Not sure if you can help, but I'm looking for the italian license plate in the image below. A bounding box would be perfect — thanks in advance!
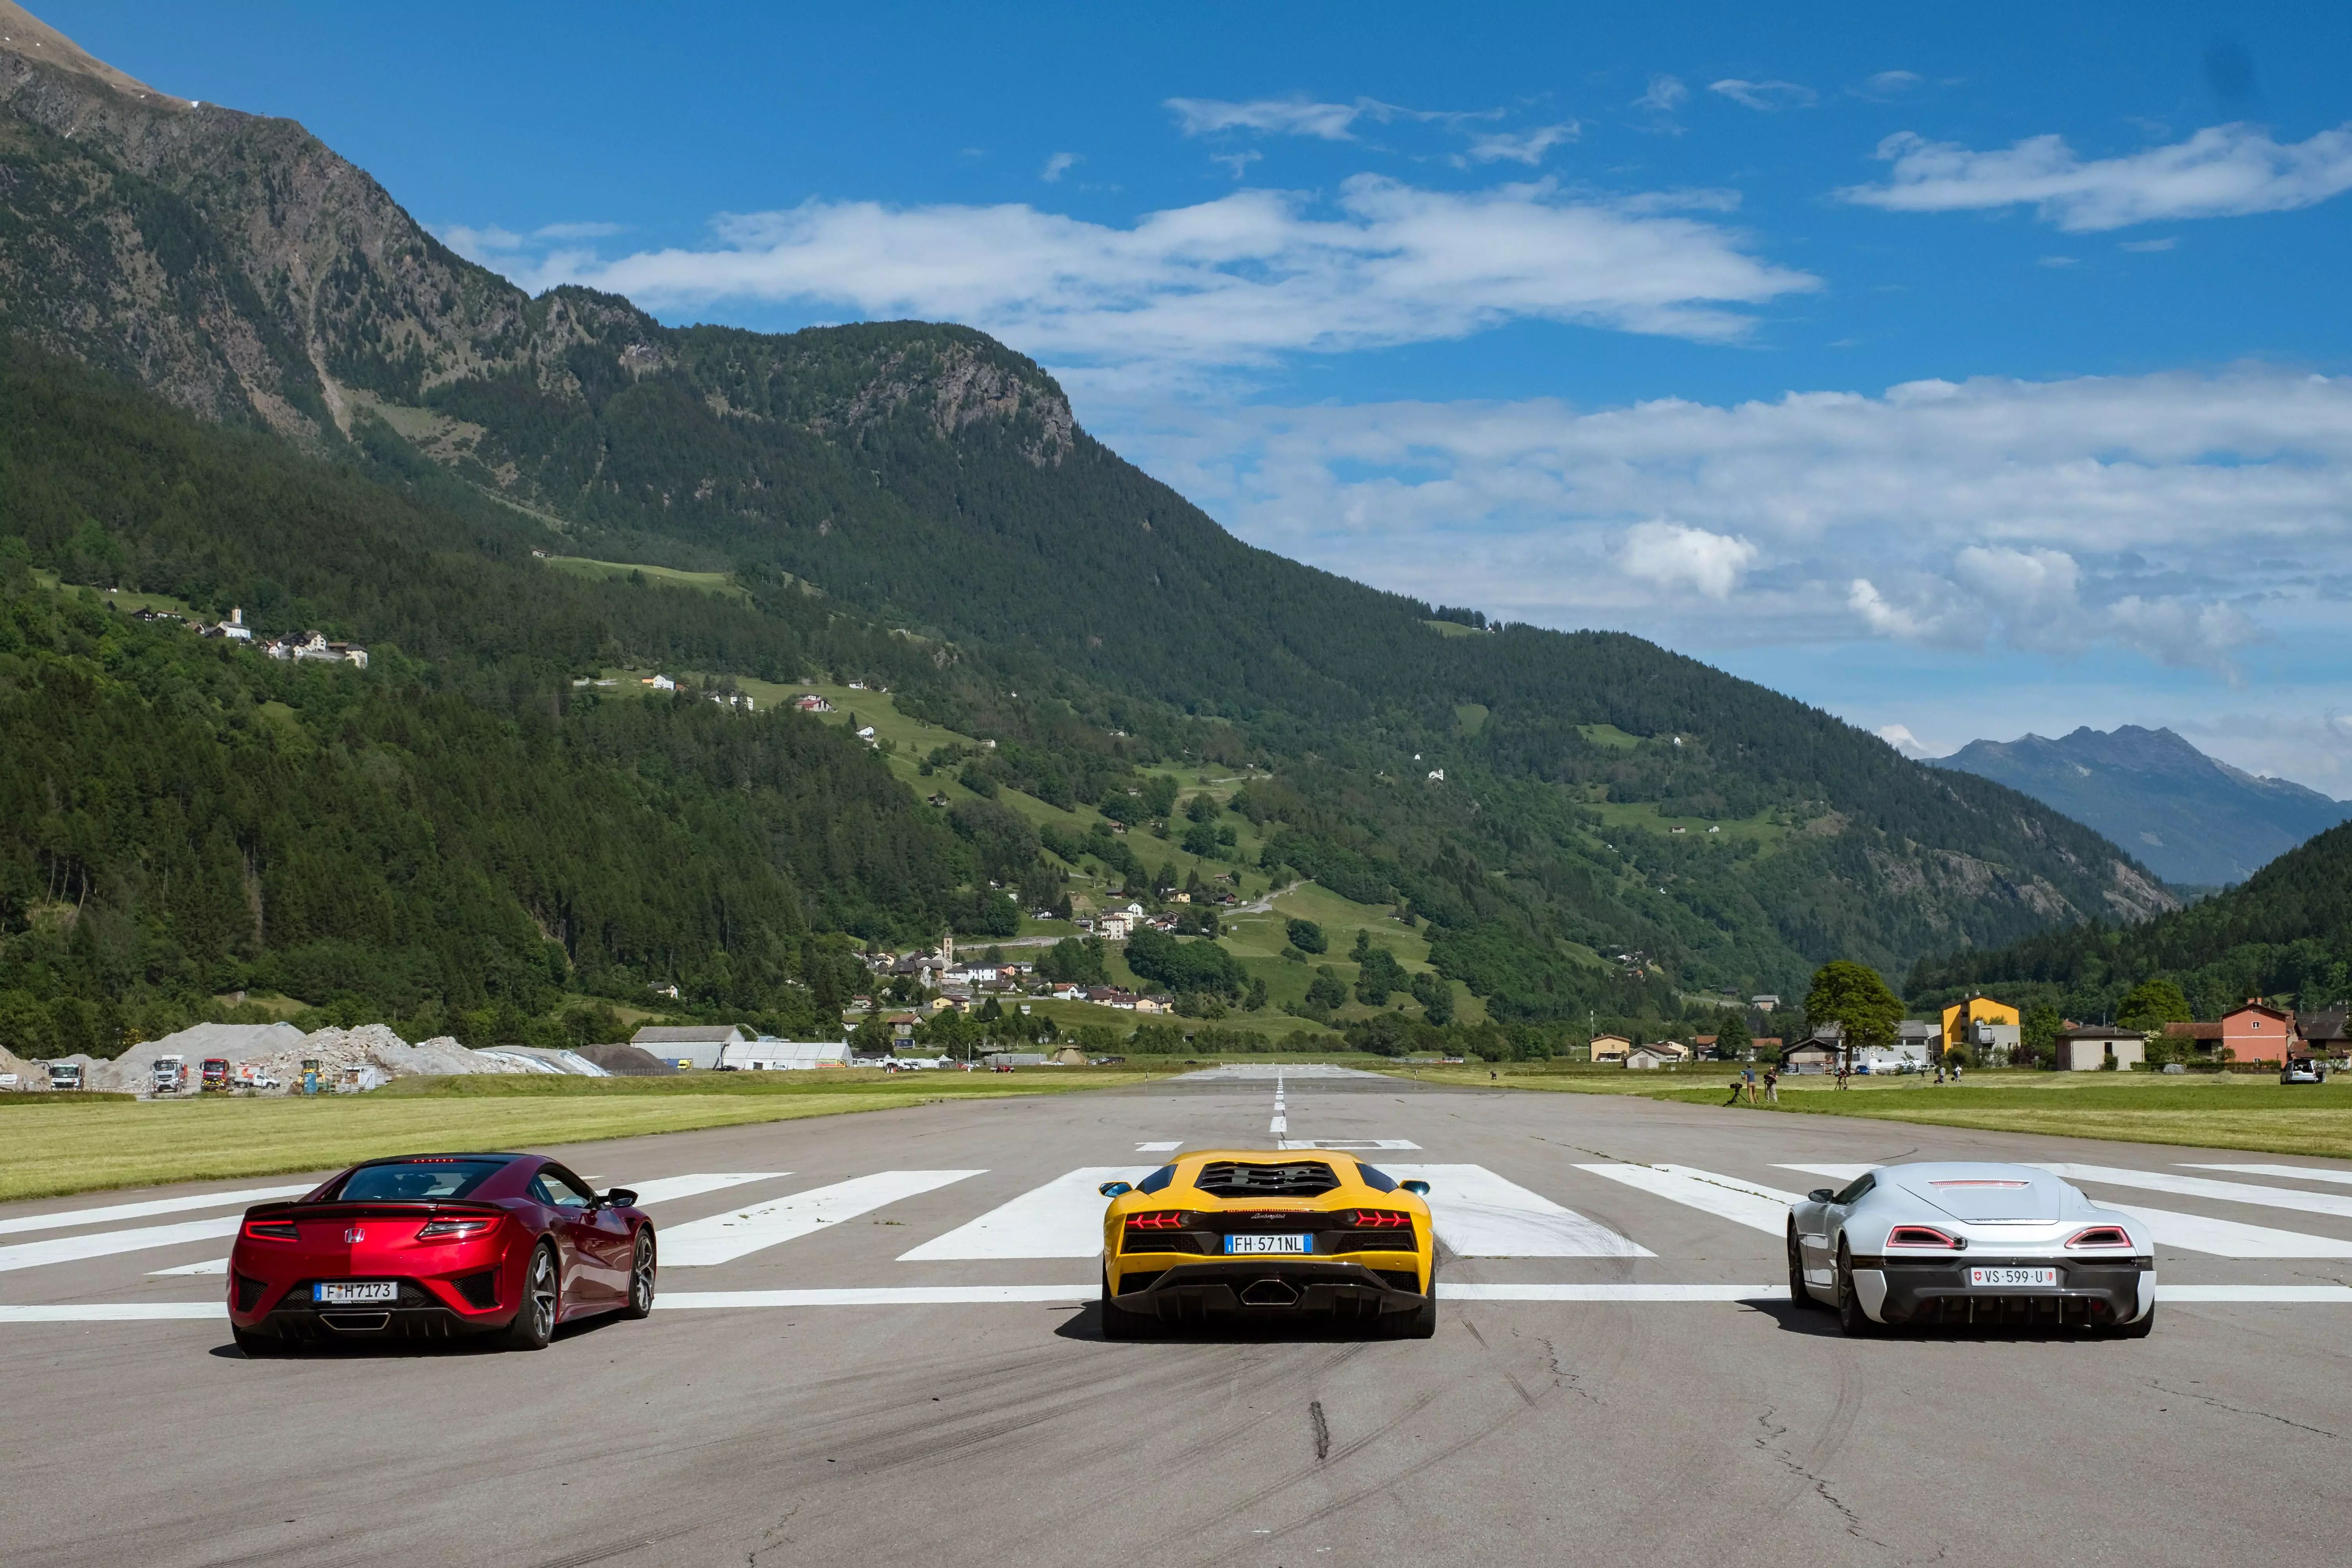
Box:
[314,1280,398,1305]
[1225,1234,1310,1255]
[1967,1266,2057,1289]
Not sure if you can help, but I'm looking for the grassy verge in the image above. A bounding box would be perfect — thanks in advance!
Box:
[0,1069,1155,1203]
[1381,1062,2352,1160]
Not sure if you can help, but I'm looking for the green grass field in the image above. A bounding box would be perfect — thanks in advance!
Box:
[539,555,750,601]
[1388,1062,2352,1160]
[0,1069,1157,1203]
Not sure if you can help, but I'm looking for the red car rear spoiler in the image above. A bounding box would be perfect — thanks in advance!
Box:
[242,1199,509,1221]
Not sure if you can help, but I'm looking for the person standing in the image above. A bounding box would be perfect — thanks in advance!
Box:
[1763,1065,1780,1104]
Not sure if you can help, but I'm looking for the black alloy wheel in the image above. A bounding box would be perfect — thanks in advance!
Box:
[500,1241,559,1351]
[232,1325,289,1358]
[1835,1243,1879,1338]
[1387,1260,1439,1339]
[2106,1302,2156,1339]
[623,1229,657,1320]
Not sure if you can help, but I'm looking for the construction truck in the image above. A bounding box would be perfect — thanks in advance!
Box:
[47,1061,82,1091]
[152,1055,187,1095]
[200,1058,232,1092]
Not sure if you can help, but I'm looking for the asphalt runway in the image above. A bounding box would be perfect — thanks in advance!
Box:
[5,1067,2350,1567]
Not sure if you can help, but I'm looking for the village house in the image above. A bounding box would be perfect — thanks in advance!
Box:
[642,674,677,691]
[1622,1043,1683,1070]
[1097,913,1134,940]
[2223,1002,2299,1065]
[628,1024,748,1071]
[1133,995,1174,1015]
[1782,1039,1839,1074]
[207,606,254,641]
[1942,995,2020,1059]
[1588,1033,1632,1063]
[2298,1008,2352,1061]
[793,693,833,712]
[2053,1025,2146,1071]
[267,630,368,668]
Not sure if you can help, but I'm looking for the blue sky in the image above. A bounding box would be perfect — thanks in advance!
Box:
[46,2,2352,787]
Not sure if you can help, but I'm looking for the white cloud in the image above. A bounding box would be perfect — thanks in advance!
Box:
[534,221,625,241]
[1615,521,1757,599]
[441,223,522,256]
[501,176,1818,366]
[2038,254,2078,267]
[1464,123,1579,165]
[1166,96,1367,140]
[2120,237,2177,252]
[1114,367,2352,673]
[1853,70,1923,102]
[1838,122,2352,230]
[1876,723,1938,758]
[1708,79,1817,111]
[1041,152,1078,183]
[1633,75,1688,113]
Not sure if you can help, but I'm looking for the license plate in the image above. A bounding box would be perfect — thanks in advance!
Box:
[1225,1234,1311,1255]
[314,1281,397,1305]
[1967,1267,2057,1289]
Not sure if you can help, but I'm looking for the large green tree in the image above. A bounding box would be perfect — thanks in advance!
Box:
[1804,961,1904,1050]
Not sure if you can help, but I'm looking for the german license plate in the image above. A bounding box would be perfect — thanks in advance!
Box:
[1967,1266,2057,1289]
[314,1280,397,1304]
[1225,1234,1310,1255]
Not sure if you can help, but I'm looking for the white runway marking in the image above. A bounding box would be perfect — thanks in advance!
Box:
[1578,1164,1803,1235]
[662,1171,985,1267]
[1447,1283,1781,1301]
[660,1285,1091,1308]
[0,1184,315,1239]
[1269,1116,1287,1134]
[898,1167,1152,1260]
[0,1216,241,1275]
[11,1283,2352,1325]
[2037,1163,2352,1222]
[2182,1163,2352,1187]
[1778,1163,2352,1258]
[1382,1164,1653,1257]
[141,1171,798,1276]
[1136,1142,1182,1153]
[618,1172,793,1206]
[1280,1140,1421,1150]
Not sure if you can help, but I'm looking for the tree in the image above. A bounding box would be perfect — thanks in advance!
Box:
[2116,977,2192,1034]
[1244,975,1269,1011]
[1286,919,1327,955]
[1037,935,1107,986]
[1305,968,1348,1011]
[1712,1010,1751,1058]
[1356,946,1408,1006]
[1184,793,1220,824]
[1411,970,1454,1025]
[2019,1001,2062,1067]
[1804,961,1902,1050]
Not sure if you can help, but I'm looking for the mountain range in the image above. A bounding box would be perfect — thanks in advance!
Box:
[0,4,2179,1054]
[1932,726,2352,888]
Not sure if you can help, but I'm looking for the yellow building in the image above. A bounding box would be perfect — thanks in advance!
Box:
[1941,995,2019,1051]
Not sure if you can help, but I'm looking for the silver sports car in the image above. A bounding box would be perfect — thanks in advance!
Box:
[1787,1161,2156,1337]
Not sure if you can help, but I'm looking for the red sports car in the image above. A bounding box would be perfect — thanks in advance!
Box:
[226,1152,655,1354]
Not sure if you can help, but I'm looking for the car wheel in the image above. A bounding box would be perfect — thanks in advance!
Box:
[1786,1227,1818,1309]
[1100,1268,1151,1341]
[499,1241,559,1351]
[1388,1261,1439,1339]
[2107,1302,2156,1339]
[622,1228,656,1320]
[1835,1245,1879,1338]
[232,1326,288,1358]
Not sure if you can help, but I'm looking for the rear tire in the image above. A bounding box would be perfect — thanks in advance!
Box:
[2108,1302,2156,1339]
[622,1229,656,1320]
[1388,1261,1439,1339]
[1835,1245,1879,1338]
[1786,1228,1817,1309]
[1099,1268,1149,1341]
[232,1326,287,1358]
[499,1241,559,1351]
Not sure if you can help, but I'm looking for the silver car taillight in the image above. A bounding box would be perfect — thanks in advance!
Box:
[1886,1225,1963,1250]
[2064,1225,2133,1249]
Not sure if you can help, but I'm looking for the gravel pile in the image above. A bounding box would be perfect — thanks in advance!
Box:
[84,1023,553,1097]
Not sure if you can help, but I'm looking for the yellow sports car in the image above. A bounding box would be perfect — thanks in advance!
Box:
[1098,1150,1437,1338]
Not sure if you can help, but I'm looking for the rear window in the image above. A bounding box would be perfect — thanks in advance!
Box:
[332,1160,507,1201]
[1136,1165,1177,1194]
[1356,1163,1399,1193]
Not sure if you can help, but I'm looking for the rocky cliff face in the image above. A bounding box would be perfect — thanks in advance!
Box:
[0,3,1073,469]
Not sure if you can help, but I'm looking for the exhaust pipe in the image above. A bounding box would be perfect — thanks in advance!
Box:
[1240,1279,1300,1307]
[320,1312,392,1332]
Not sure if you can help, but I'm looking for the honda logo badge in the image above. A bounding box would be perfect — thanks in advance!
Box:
[343,1226,365,1243]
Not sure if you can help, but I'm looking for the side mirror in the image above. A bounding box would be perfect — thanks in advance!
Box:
[1808,1189,1835,1203]
[1400,1180,1431,1196]
[604,1188,639,1209]
[1098,1181,1132,1198]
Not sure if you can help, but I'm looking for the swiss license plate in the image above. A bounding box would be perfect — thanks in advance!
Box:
[1225,1233,1311,1255]
[1967,1266,2057,1289]
[314,1280,398,1305]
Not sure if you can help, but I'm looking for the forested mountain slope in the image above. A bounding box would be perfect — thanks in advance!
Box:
[0,9,2173,1049]
[1910,820,2352,1023]
[1933,726,2350,887]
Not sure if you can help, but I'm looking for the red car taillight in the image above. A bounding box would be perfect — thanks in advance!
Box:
[242,1220,299,1242]
[1886,1225,1963,1249]
[1125,1210,1189,1231]
[1350,1210,1414,1229]
[416,1219,495,1241]
[2065,1225,2133,1249]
